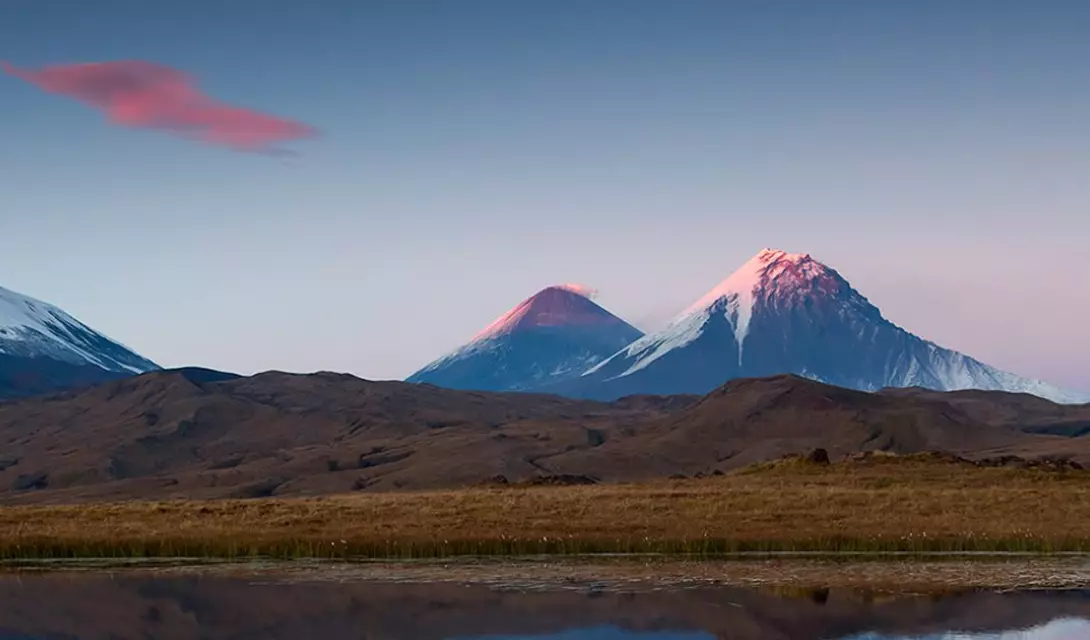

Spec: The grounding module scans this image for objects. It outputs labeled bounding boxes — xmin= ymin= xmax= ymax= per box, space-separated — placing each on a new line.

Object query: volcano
xmin=407 ymin=284 xmax=643 ymax=392
xmin=574 ymin=249 xmax=1084 ymax=403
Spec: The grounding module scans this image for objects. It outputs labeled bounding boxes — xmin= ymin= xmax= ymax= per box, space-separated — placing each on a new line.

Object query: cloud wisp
xmin=3 ymin=60 xmax=318 ymax=154
xmin=556 ymin=283 xmax=600 ymax=300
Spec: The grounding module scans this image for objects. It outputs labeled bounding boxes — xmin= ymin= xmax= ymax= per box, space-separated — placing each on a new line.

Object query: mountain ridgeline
xmin=0 ymin=285 xmax=159 ymax=399
xmin=2 ymin=248 xmax=1083 ymax=404
xmin=408 ymin=249 xmax=1085 ymax=404
xmin=1 ymin=369 xmax=1089 ymax=503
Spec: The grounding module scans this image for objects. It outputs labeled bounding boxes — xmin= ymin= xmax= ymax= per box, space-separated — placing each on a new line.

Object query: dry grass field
xmin=3 ymin=454 xmax=1090 ymax=559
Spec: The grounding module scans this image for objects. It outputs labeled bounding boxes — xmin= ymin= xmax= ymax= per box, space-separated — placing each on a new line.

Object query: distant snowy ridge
xmin=0 ymin=285 xmax=158 ymax=374
xmin=878 ymin=341 xmax=1086 ymax=404
xmin=579 ymin=249 xmax=1086 ymax=405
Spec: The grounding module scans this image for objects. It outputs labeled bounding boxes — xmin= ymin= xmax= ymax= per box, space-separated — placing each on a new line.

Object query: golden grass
xmin=2 ymin=456 xmax=1090 ymax=559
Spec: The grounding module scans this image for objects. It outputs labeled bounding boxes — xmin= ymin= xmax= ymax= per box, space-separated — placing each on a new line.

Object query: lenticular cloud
xmin=2 ymin=60 xmax=317 ymax=154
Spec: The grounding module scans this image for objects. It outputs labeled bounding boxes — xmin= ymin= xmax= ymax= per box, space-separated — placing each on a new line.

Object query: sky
xmin=1 ymin=0 xmax=1088 ymax=392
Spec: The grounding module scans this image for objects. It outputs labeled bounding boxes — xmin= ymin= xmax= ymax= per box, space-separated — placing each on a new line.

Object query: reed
xmin=2 ymin=457 xmax=1088 ymax=559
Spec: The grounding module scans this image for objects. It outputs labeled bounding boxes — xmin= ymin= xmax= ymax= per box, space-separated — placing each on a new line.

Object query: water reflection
xmin=842 ymin=617 xmax=1090 ymax=639
xmin=459 ymin=619 xmax=1090 ymax=640
xmin=0 ymin=569 xmax=1088 ymax=639
xmin=454 ymin=629 xmax=713 ymax=639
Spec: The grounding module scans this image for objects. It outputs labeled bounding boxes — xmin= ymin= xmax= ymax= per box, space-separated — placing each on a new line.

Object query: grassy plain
xmin=2 ymin=455 xmax=1089 ymax=559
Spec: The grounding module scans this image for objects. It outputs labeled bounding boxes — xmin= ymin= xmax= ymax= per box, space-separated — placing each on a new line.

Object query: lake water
xmin=0 ymin=562 xmax=1088 ymax=639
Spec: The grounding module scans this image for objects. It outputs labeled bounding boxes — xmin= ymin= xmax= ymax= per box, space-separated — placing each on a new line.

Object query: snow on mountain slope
xmin=0 ymin=285 xmax=158 ymax=375
xmin=578 ymin=249 xmax=1086 ymax=404
xmin=407 ymin=285 xmax=643 ymax=393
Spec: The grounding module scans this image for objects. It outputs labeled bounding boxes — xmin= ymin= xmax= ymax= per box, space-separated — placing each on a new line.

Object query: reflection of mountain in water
xmin=457 ymin=619 xmax=1090 ymax=640
xmin=454 ymin=629 xmax=713 ymax=640
xmin=3 ymin=572 xmax=1090 ymax=639
xmin=843 ymin=617 xmax=1090 ymax=639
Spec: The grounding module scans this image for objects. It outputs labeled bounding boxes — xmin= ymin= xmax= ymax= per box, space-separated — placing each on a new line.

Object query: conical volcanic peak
xmin=685 ymin=248 xmax=815 ymax=312
xmin=681 ymin=249 xmax=824 ymax=348
xmin=684 ymin=248 xmax=867 ymax=323
xmin=470 ymin=285 xmax=629 ymax=343
xmin=407 ymin=285 xmax=643 ymax=393
xmin=575 ymin=249 xmax=1085 ymax=404
xmin=582 ymin=249 xmax=854 ymax=380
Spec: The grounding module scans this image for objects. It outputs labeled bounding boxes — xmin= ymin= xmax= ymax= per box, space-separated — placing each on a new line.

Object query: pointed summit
xmin=469 ymin=285 xmax=616 ymax=343
xmin=575 ymin=249 xmax=1084 ymax=404
xmin=678 ymin=248 xmax=841 ymax=360
xmin=407 ymin=285 xmax=643 ymax=393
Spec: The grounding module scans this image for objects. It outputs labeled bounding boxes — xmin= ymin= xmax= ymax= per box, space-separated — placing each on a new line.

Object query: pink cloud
xmin=2 ymin=60 xmax=317 ymax=154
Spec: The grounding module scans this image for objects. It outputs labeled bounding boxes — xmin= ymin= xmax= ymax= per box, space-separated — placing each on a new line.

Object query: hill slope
xmin=2 ymin=371 xmax=1086 ymax=504
xmin=543 ymin=374 xmax=1034 ymax=479
xmin=0 ymin=369 xmax=675 ymax=503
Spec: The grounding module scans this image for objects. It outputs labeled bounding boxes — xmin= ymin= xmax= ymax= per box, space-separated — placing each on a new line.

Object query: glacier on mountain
xmin=0 ymin=285 xmax=158 ymax=375
xmin=577 ymin=249 xmax=1086 ymax=404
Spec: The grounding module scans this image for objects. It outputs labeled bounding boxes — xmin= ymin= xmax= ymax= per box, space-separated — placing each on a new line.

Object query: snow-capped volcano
xmin=407 ymin=284 xmax=643 ymax=392
xmin=577 ymin=249 xmax=1086 ymax=404
xmin=1 ymin=285 xmax=158 ymax=397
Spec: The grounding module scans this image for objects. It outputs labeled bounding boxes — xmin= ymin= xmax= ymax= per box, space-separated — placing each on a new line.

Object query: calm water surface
xmin=0 ymin=564 xmax=1088 ymax=639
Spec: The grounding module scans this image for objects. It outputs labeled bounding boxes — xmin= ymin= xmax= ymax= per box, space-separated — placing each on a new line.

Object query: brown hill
xmin=0 ymin=371 xmax=1085 ymax=504
xmin=0 ymin=369 xmax=679 ymax=503
xmin=883 ymin=386 xmax=1090 ymax=435
xmin=546 ymin=374 xmax=1068 ymax=479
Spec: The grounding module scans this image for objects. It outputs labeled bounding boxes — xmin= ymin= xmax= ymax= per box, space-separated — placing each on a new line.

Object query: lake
xmin=1 ymin=559 xmax=1089 ymax=639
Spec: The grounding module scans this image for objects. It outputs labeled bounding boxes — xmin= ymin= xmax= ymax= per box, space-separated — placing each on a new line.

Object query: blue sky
xmin=2 ymin=0 xmax=1087 ymax=391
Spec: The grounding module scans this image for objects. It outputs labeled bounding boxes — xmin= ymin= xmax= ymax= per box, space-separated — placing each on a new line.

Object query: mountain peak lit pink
xmin=2 ymin=60 xmax=317 ymax=154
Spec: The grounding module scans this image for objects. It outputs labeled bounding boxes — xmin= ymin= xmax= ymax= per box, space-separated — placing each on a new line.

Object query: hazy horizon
xmin=2 ymin=1 xmax=1087 ymax=392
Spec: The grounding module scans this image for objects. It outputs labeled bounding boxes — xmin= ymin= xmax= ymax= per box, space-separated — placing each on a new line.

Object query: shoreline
xmin=5 ymin=556 xmax=1090 ymax=591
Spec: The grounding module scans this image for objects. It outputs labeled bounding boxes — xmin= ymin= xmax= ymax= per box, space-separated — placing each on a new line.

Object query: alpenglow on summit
xmin=407 ymin=249 xmax=1086 ymax=404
